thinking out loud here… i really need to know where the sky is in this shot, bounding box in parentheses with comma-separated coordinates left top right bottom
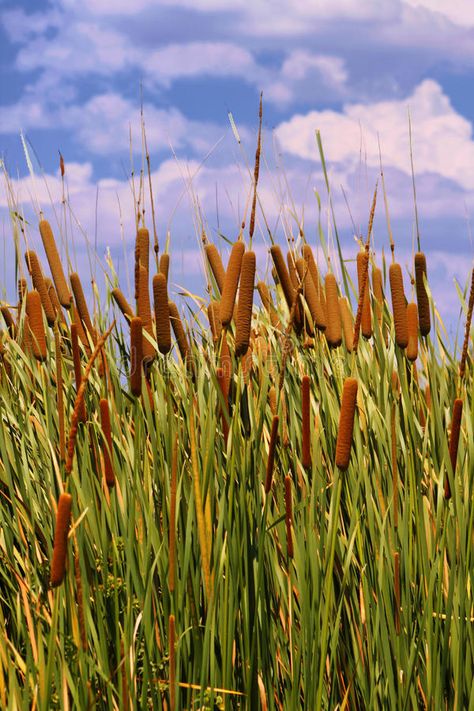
(1, 0, 474, 335)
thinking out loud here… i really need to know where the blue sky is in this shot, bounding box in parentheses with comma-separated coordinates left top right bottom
(1, 0, 474, 332)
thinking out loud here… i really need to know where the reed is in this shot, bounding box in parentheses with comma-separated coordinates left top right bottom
(153, 273, 171, 355)
(324, 273, 342, 348)
(26, 290, 47, 361)
(50, 492, 73, 587)
(220, 241, 245, 327)
(39, 219, 72, 308)
(414, 252, 431, 336)
(406, 302, 419, 362)
(235, 250, 256, 357)
(204, 244, 225, 293)
(389, 263, 408, 348)
(335, 377, 358, 470)
(130, 317, 143, 397)
(445, 398, 463, 499)
(100, 398, 115, 488)
(25, 251, 56, 326)
(301, 375, 311, 469)
(265, 415, 279, 493)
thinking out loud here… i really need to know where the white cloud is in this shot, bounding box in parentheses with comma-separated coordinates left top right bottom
(265, 51, 349, 106)
(401, 0, 474, 28)
(276, 79, 474, 191)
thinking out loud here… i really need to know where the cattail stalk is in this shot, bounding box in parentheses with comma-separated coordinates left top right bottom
(169, 435, 178, 593)
(54, 321, 65, 462)
(389, 263, 408, 348)
(100, 398, 115, 487)
(284, 475, 293, 559)
(26, 290, 47, 361)
(235, 251, 256, 357)
(189, 411, 212, 601)
(459, 268, 474, 378)
(169, 614, 176, 711)
(301, 375, 311, 469)
(394, 550, 401, 635)
(406, 302, 419, 362)
(25, 251, 56, 326)
(220, 241, 245, 326)
(50, 492, 73, 587)
(73, 536, 87, 651)
(391, 402, 398, 530)
(130, 317, 143, 397)
(71, 324, 87, 423)
(39, 219, 72, 308)
(216, 367, 230, 442)
(249, 93, 262, 240)
(414, 252, 431, 336)
(153, 273, 171, 355)
(265, 416, 279, 493)
(324, 273, 342, 348)
(445, 398, 463, 499)
(335, 378, 358, 470)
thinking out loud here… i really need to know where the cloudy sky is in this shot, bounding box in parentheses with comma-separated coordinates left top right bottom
(1, 0, 474, 332)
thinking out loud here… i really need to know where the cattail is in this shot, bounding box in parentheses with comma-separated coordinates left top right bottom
(100, 398, 115, 487)
(256, 281, 279, 328)
(414, 252, 431, 336)
(153, 273, 171, 355)
(445, 398, 463, 499)
(339, 297, 354, 352)
(169, 301, 190, 362)
(268, 385, 277, 416)
(216, 366, 230, 441)
(25, 251, 56, 326)
(26, 290, 47, 361)
(393, 550, 400, 635)
(459, 268, 474, 379)
(169, 614, 176, 711)
(270, 245, 296, 315)
(391, 370, 400, 398)
(50, 492, 73, 587)
(70, 273, 95, 343)
(39, 219, 72, 308)
(303, 244, 326, 322)
(204, 243, 225, 293)
(130, 317, 143, 397)
(112, 288, 134, 322)
(335, 377, 358, 470)
(287, 251, 299, 290)
(372, 265, 384, 327)
(220, 241, 245, 326)
(1, 306, 16, 338)
(135, 227, 149, 287)
(71, 324, 86, 423)
(357, 251, 372, 339)
(249, 92, 262, 240)
(136, 265, 155, 363)
(284, 474, 293, 559)
(160, 253, 170, 283)
(265, 415, 279, 493)
(406, 302, 419, 362)
(235, 250, 256, 357)
(18, 277, 28, 305)
(425, 384, 431, 412)
(296, 258, 326, 331)
(324, 273, 342, 348)
(389, 263, 408, 348)
(207, 300, 222, 343)
(169, 435, 178, 593)
(54, 322, 65, 462)
(45, 278, 65, 325)
(301, 375, 311, 469)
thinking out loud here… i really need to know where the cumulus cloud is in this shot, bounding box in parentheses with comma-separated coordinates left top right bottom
(276, 79, 474, 191)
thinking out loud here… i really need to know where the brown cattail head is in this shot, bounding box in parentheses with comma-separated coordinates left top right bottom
(130, 317, 143, 397)
(45, 278, 65, 325)
(303, 244, 327, 323)
(301, 374, 311, 469)
(160, 253, 170, 283)
(112, 288, 134, 322)
(324, 273, 342, 348)
(1, 306, 16, 338)
(26, 290, 47, 361)
(136, 264, 156, 363)
(265, 415, 279, 493)
(270, 245, 297, 316)
(296, 257, 326, 331)
(169, 301, 190, 363)
(216, 366, 230, 441)
(459, 268, 474, 379)
(445, 398, 463, 499)
(284, 474, 293, 559)
(335, 377, 358, 471)
(135, 227, 149, 297)
(287, 251, 299, 290)
(100, 398, 115, 487)
(339, 296, 354, 352)
(372, 265, 384, 327)
(235, 250, 256, 357)
(50, 492, 73, 587)
(39, 219, 72, 308)
(389, 263, 408, 348)
(18, 277, 28, 305)
(414, 252, 431, 337)
(220, 241, 245, 327)
(208, 300, 222, 343)
(204, 243, 225, 293)
(153, 273, 171, 355)
(257, 281, 279, 329)
(71, 324, 87, 423)
(357, 250, 372, 340)
(406, 301, 419, 362)
(25, 251, 56, 326)
(70, 273, 95, 343)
